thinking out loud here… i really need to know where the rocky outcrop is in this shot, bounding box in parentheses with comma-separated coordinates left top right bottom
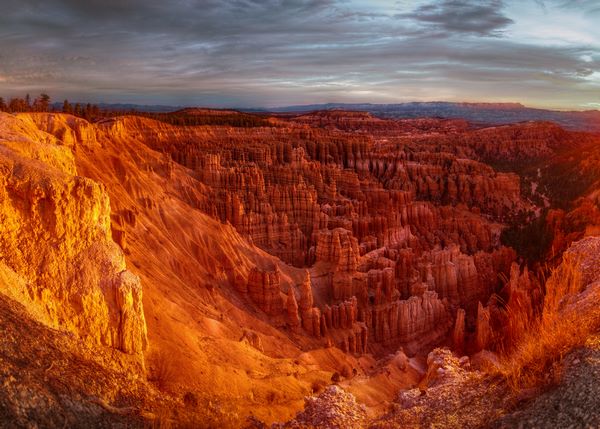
(286, 287, 301, 333)
(337, 325, 369, 354)
(314, 228, 360, 272)
(322, 297, 358, 330)
(453, 308, 466, 355)
(239, 329, 264, 352)
(299, 271, 315, 332)
(367, 291, 452, 354)
(246, 266, 284, 315)
(475, 302, 492, 351)
(0, 113, 147, 355)
(560, 236, 600, 286)
(114, 271, 147, 354)
(276, 385, 367, 429)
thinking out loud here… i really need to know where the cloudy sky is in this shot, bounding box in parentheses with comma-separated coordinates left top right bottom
(0, 0, 598, 109)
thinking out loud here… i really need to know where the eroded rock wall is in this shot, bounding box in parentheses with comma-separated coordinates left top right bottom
(0, 113, 147, 355)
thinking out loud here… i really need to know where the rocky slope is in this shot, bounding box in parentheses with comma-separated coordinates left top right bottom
(0, 109, 599, 426)
(493, 334, 600, 428)
(0, 293, 151, 427)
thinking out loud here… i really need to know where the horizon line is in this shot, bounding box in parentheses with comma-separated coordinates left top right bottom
(27, 99, 600, 113)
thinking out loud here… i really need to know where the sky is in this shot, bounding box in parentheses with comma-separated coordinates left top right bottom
(0, 0, 598, 109)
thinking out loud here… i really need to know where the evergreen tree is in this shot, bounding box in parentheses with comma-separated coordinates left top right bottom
(62, 99, 72, 114)
(84, 103, 92, 120)
(8, 98, 28, 112)
(34, 93, 51, 112)
(39, 93, 50, 111)
(0, 97, 6, 112)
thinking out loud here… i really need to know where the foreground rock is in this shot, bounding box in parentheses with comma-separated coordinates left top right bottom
(0, 293, 151, 427)
(493, 335, 600, 428)
(273, 385, 367, 429)
(372, 348, 510, 429)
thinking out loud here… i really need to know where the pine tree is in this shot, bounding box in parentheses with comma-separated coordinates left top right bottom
(8, 98, 28, 112)
(34, 93, 51, 112)
(39, 93, 50, 112)
(84, 103, 92, 120)
(62, 100, 72, 114)
(0, 97, 6, 112)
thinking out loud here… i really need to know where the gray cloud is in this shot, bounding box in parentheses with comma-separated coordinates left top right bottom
(0, 0, 597, 108)
(404, 0, 514, 36)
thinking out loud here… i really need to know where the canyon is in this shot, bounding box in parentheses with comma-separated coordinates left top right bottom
(1, 108, 599, 427)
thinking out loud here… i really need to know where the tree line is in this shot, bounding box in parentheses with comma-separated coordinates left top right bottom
(0, 93, 272, 127)
(0, 93, 52, 113)
(0, 93, 102, 121)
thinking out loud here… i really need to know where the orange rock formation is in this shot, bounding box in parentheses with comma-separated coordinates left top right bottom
(2, 109, 595, 425)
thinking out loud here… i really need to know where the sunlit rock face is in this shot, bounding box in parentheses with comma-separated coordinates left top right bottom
(0, 112, 147, 355)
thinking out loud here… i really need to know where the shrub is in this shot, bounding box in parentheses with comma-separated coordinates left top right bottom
(496, 255, 600, 389)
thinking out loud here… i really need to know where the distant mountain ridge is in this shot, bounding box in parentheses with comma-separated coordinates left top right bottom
(265, 102, 600, 133)
(50, 102, 182, 113)
(48, 101, 600, 133)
